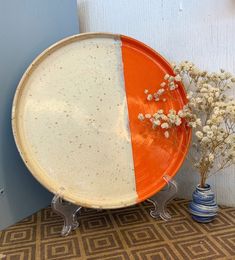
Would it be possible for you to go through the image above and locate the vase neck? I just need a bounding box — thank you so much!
[197,184,211,192]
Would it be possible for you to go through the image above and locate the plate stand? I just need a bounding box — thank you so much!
[51,176,177,236]
[147,175,177,221]
[51,195,82,236]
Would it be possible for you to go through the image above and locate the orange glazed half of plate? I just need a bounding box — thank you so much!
[121,35,191,203]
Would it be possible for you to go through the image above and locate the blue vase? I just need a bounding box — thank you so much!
[189,184,218,223]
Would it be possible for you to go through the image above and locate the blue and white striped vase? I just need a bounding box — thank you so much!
[189,184,218,223]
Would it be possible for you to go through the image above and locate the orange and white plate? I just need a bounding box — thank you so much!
[12,33,191,209]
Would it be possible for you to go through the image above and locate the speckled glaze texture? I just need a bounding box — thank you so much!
[189,184,218,223]
[12,34,137,208]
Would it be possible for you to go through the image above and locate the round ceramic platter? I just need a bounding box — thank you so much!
[12,33,191,209]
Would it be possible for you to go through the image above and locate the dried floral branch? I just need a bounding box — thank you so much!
[138,61,235,188]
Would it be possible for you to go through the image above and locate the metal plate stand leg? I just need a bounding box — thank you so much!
[51,194,82,236]
[147,176,177,221]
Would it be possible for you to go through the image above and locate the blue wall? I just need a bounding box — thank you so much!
[0,0,79,230]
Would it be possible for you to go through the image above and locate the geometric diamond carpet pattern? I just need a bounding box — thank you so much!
[0,199,234,260]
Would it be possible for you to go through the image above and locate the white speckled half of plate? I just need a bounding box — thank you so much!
[12,33,137,208]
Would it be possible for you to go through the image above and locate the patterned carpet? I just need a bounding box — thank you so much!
[0,198,234,260]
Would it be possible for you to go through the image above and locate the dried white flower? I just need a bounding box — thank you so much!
[145,114,151,119]
[169,84,176,91]
[201,137,210,144]
[225,72,232,79]
[147,94,153,101]
[188,122,197,128]
[175,117,182,126]
[203,126,210,133]
[157,88,165,95]
[174,75,181,82]
[207,131,214,138]
[196,118,202,126]
[164,131,170,138]
[161,115,168,121]
[169,76,175,82]
[196,131,203,140]
[153,113,160,119]
[178,110,184,118]
[164,74,169,80]
[153,119,161,127]
[138,113,145,121]
[211,125,217,132]
[208,97,213,103]
[161,122,169,129]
